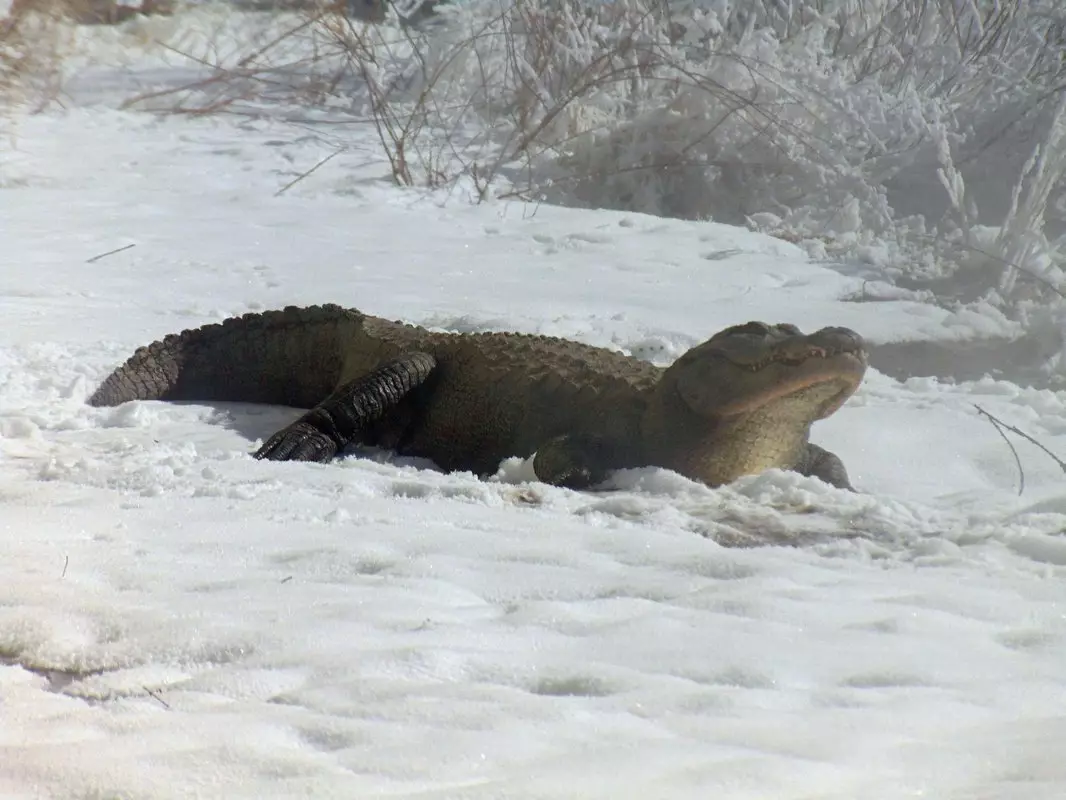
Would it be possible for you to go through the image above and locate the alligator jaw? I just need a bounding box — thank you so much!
[642,323,866,488]
[710,349,866,419]
[669,323,868,422]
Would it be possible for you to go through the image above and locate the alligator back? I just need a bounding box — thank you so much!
[357,327,661,473]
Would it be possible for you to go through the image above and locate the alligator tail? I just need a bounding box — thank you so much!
[88,304,363,409]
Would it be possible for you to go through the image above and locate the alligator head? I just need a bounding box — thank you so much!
[644,321,867,486]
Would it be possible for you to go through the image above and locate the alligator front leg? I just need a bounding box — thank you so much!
[795,443,854,491]
[532,433,631,490]
[254,352,436,463]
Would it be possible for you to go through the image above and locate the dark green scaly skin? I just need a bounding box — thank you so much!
[89,305,867,490]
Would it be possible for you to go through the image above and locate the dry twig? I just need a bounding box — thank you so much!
[974,404,1066,496]
[86,243,135,263]
[275,148,343,196]
[143,685,172,709]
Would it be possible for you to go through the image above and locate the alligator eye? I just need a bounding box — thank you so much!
[724,321,771,337]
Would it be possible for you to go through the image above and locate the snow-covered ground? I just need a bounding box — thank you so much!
[2,15,1066,798]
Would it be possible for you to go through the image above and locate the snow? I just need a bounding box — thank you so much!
[2,16,1066,800]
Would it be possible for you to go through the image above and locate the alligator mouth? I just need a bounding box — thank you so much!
[672,323,868,420]
[735,342,866,370]
[718,349,866,418]
[711,334,868,418]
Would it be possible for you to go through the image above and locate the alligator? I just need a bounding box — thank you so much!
[88,305,867,490]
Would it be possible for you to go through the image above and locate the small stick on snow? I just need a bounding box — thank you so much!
[974,405,1066,495]
[61,555,69,578]
[86,244,135,263]
[144,686,171,710]
[275,150,343,197]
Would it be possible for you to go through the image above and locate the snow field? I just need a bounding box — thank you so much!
[0,28,1065,798]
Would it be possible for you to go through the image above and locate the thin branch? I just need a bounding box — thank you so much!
[86,244,135,264]
[143,686,171,710]
[974,404,1066,496]
[274,149,344,196]
[974,404,1026,496]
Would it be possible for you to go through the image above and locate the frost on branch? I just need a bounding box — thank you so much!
[331,0,1065,304]
[125,0,1066,331]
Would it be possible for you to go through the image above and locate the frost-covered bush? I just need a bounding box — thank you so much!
[327,0,1066,307]
[139,0,1066,311]
[1,0,70,115]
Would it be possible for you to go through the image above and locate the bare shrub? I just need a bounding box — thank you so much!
[120,6,355,115]
[292,0,751,202]
[116,0,1066,315]
[124,0,738,196]
[308,11,480,187]
[1,0,70,112]
[7,0,174,29]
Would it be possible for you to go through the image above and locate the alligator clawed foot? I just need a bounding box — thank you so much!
[533,433,617,490]
[255,421,338,463]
